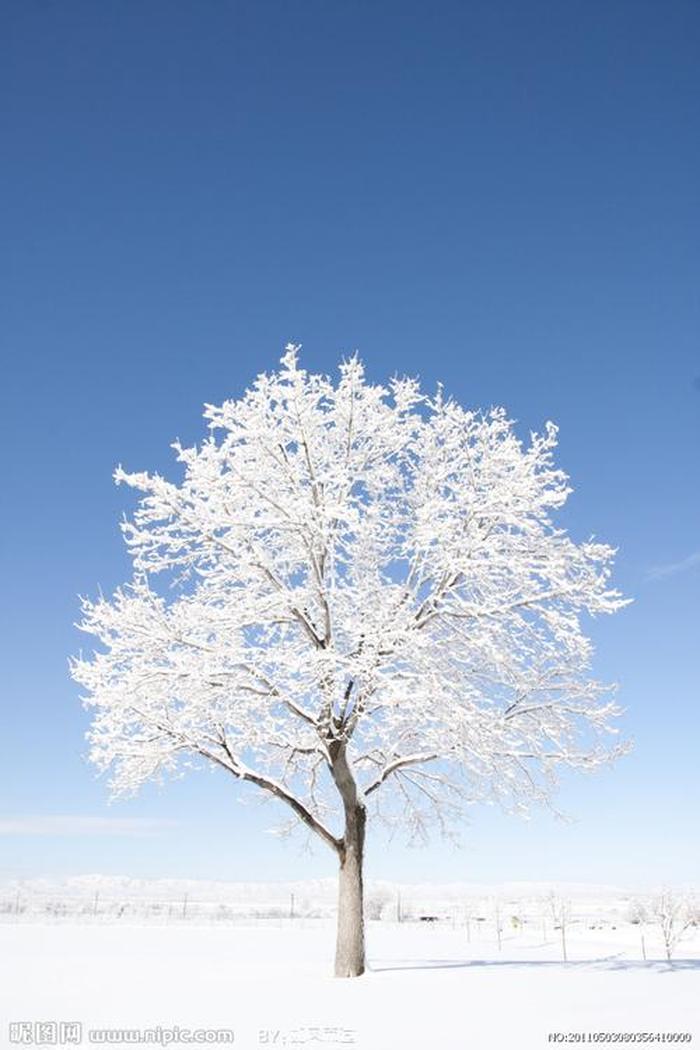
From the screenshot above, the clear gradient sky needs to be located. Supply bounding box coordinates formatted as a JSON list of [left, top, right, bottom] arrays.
[[1, 1, 698, 888]]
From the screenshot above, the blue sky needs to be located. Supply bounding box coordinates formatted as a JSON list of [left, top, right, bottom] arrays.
[[1, 0, 698, 888]]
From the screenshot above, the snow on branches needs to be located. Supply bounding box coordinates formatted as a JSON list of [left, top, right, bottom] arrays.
[[72, 347, 630, 847]]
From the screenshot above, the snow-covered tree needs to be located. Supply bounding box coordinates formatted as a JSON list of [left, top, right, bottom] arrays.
[[647, 890, 698, 961], [364, 885, 392, 921], [71, 347, 629, 977]]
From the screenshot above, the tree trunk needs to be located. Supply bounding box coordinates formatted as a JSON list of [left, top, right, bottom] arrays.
[[328, 738, 366, 978], [335, 802, 366, 977]]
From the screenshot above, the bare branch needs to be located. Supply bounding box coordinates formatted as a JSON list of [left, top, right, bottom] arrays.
[[365, 752, 440, 796]]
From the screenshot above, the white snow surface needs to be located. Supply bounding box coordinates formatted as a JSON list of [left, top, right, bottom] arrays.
[[2, 887, 698, 1049]]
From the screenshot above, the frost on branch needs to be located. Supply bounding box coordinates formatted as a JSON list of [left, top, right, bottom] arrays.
[[72, 348, 630, 847]]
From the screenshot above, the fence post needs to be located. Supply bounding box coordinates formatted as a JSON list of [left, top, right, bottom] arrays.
[[494, 900, 502, 951]]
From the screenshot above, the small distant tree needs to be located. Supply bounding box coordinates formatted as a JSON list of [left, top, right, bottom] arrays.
[[648, 890, 698, 962], [546, 891, 571, 961], [71, 348, 628, 977], [365, 886, 392, 921], [627, 899, 648, 959], [627, 899, 646, 925]]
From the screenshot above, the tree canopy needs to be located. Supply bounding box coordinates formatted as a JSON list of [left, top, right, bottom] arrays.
[[72, 348, 628, 849]]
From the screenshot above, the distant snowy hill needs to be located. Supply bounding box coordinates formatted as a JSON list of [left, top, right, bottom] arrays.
[[1, 873, 632, 902]]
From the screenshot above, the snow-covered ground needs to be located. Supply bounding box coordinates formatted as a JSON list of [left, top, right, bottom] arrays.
[[2, 896, 698, 1049]]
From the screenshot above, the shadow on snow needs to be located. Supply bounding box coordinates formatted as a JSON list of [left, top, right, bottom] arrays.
[[369, 956, 700, 974]]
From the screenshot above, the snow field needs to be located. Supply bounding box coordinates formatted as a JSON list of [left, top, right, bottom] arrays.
[[2, 920, 698, 1050]]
